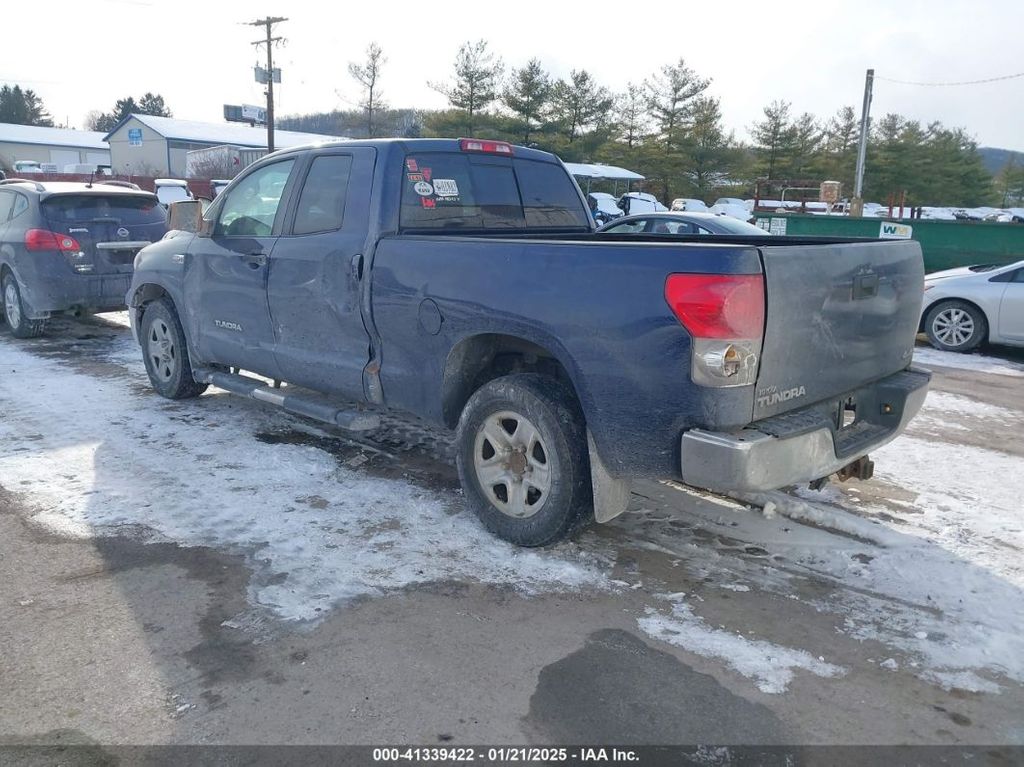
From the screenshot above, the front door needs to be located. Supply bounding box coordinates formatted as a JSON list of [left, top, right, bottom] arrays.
[[267, 147, 376, 398], [183, 157, 297, 377]]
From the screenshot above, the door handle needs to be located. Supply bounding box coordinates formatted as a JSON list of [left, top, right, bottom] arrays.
[[350, 253, 364, 281], [244, 253, 267, 269]]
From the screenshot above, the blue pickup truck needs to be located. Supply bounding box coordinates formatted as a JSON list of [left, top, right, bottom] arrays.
[[128, 138, 930, 546]]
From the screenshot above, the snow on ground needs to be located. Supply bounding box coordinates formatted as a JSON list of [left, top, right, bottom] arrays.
[[638, 602, 845, 694], [0, 339, 608, 622], [913, 346, 1024, 378]]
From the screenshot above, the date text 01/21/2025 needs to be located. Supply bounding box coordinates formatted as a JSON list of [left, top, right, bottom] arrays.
[[372, 747, 640, 762]]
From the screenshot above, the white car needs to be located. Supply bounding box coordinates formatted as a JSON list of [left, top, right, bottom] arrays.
[[921, 260, 1024, 352], [709, 202, 753, 222], [670, 198, 709, 212]]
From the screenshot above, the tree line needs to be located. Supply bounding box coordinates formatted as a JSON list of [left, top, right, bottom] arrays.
[[281, 40, 1005, 207]]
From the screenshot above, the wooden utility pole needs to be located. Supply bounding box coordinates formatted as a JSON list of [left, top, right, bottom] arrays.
[[247, 16, 287, 153]]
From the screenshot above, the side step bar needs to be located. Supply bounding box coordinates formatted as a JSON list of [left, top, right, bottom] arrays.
[[193, 367, 381, 432]]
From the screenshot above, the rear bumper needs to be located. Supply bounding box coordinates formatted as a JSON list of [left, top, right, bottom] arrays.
[[680, 368, 930, 492], [18, 267, 131, 317]]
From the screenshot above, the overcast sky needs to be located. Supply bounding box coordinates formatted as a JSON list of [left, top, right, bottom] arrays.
[[5, 0, 1023, 151]]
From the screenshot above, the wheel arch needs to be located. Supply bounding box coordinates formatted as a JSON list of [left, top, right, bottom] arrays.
[[440, 332, 588, 430]]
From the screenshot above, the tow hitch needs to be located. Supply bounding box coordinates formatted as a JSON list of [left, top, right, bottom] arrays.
[[836, 455, 875, 482]]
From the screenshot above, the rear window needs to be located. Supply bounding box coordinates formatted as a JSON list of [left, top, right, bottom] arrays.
[[43, 194, 166, 226], [399, 153, 589, 231]]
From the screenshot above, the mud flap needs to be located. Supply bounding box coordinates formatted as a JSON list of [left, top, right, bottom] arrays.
[[587, 431, 630, 523]]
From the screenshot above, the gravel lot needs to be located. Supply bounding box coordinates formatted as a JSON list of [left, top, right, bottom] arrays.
[[1, 313, 1023, 750]]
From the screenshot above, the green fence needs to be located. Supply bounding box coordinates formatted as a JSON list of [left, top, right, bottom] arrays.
[[752, 214, 1024, 273]]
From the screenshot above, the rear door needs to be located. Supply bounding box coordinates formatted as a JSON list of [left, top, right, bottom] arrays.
[[184, 157, 297, 377], [267, 147, 376, 398], [753, 240, 924, 420]]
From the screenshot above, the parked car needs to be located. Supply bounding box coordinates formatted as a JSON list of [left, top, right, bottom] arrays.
[[128, 138, 929, 546], [13, 160, 49, 175], [670, 198, 709, 212], [598, 211, 770, 236], [0, 179, 166, 337], [154, 178, 192, 208], [709, 201, 755, 222], [617, 192, 668, 215], [586, 192, 622, 225], [920, 259, 1024, 352]]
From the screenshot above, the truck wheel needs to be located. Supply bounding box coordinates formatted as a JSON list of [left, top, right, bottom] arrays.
[[925, 300, 987, 353], [140, 298, 208, 399], [2, 272, 48, 338], [456, 373, 593, 547]]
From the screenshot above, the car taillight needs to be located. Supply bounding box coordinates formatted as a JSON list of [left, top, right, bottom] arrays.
[[459, 138, 514, 155], [25, 229, 81, 253], [665, 273, 765, 387], [25, 229, 92, 273]]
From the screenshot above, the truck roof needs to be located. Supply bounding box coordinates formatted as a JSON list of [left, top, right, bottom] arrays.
[[265, 137, 561, 164]]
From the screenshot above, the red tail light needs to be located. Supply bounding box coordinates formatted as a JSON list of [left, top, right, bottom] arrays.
[[25, 229, 81, 253], [459, 138, 514, 155], [664, 274, 765, 339]]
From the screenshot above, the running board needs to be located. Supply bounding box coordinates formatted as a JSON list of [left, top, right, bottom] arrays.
[[193, 368, 381, 432]]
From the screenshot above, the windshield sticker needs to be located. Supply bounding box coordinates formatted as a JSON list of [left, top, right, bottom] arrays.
[[405, 158, 418, 171], [421, 197, 436, 209], [407, 173, 424, 183], [421, 167, 432, 182], [414, 181, 434, 197], [433, 179, 459, 197]]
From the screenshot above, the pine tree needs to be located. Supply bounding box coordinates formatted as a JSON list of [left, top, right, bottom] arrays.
[[645, 58, 711, 151], [614, 83, 647, 148], [428, 40, 503, 136], [683, 96, 734, 199], [0, 85, 53, 126], [502, 58, 551, 144], [750, 100, 794, 180], [549, 70, 612, 144]]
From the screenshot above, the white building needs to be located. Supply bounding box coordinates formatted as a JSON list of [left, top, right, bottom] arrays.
[[0, 124, 110, 171], [103, 114, 339, 177]]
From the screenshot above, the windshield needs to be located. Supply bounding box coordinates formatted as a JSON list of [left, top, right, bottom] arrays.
[[399, 153, 590, 231], [42, 194, 166, 225]]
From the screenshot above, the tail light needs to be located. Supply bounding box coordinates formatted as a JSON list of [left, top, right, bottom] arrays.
[[665, 273, 765, 387], [24, 229, 92, 273], [459, 138, 514, 155]]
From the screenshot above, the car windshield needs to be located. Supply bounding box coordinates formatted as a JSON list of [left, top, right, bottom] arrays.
[[399, 153, 590, 231], [42, 194, 166, 225]]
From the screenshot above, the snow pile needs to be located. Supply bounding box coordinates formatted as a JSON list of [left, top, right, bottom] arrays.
[[638, 603, 845, 694], [0, 342, 608, 622], [913, 346, 1024, 378]]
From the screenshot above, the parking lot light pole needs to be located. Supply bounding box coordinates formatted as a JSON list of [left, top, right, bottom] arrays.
[[851, 68, 874, 218]]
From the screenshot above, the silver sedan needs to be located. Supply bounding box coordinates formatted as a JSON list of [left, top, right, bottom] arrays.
[[921, 259, 1024, 352]]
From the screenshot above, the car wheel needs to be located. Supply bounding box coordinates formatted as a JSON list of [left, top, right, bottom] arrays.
[[925, 300, 987, 353], [2, 272, 48, 338], [456, 373, 593, 547], [140, 298, 208, 399]]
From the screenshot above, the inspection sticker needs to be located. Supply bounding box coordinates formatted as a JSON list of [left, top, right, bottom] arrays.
[[432, 179, 459, 197], [414, 181, 434, 196]]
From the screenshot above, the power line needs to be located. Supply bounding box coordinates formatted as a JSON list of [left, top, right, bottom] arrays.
[[876, 70, 1024, 87]]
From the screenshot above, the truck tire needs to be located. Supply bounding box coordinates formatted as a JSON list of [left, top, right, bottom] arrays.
[[140, 298, 208, 399], [456, 373, 593, 547], [2, 272, 48, 338], [925, 300, 987, 353]]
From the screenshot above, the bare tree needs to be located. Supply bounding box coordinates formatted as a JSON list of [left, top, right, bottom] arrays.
[[348, 42, 387, 138]]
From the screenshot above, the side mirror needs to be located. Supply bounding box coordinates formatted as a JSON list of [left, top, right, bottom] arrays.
[[167, 199, 203, 233]]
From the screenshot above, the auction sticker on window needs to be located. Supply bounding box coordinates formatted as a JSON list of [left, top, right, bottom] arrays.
[[432, 179, 459, 197], [414, 181, 434, 196]]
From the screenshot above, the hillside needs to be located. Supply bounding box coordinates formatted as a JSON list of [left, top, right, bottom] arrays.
[[979, 146, 1024, 175]]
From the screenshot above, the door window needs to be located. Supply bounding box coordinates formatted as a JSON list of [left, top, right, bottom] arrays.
[[10, 193, 28, 219], [604, 219, 648, 233], [292, 155, 353, 235], [214, 159, 295, 237]]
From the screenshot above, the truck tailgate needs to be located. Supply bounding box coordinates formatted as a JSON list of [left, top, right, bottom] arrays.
[[754, 240, 924, 420]]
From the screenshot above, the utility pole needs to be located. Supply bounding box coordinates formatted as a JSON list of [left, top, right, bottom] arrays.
[[851, 68, 874, 218], [247, 16, 287, 153]]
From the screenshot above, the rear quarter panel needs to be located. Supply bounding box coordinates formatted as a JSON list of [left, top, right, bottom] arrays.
[[371, 236, 763, 478]]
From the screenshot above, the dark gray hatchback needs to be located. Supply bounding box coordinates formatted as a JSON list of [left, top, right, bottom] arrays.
[[0, 179, 167, 337]]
